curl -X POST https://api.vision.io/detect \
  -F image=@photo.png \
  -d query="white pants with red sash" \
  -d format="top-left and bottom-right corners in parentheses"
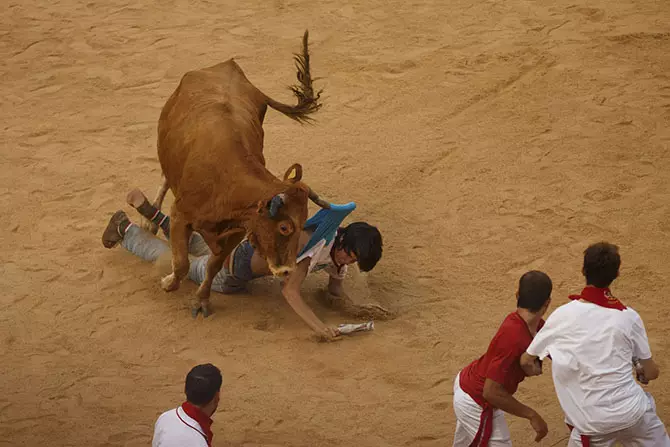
top-left (566, 392), bottom-right (670, 447)
top-left (453, 373), bottom-right (512, 446)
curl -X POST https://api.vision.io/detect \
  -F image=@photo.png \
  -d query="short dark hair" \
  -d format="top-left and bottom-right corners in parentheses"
top-left (583, 242), bottom-right (620, 288)
top-left (517, 271), bottom-right (552, 312)
top-left (336, 222), bottom-right (383, 272)
top-left (185, 364), bottom-right (222, 406)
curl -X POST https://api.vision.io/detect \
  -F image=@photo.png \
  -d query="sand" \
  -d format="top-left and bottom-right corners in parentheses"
top-left (1, 0), bottom-right (669, 445)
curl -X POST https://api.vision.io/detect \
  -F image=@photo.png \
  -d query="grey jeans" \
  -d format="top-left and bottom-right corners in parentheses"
top-left (121, 224), bottom-right (249, 293)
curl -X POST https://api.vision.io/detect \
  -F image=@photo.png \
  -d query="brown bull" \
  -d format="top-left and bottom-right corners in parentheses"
top-left (154, 31), bottom-right (330, 316)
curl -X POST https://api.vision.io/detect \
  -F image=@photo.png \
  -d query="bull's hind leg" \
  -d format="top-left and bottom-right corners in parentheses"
top-left (194, 231), bottom-right (245, 318)
top-left (161, 205), bottom-right (192, 292)
top-left (144, 177), bottom-right (169, 235)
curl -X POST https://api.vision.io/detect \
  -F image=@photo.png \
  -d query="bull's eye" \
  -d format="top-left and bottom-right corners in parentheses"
top-left (278, 221), bottom-right (294, 236)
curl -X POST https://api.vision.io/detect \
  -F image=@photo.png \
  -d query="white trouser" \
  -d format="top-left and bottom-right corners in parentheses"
top-left (453, 372), bottom-right (512, 447)
top-left (567, 392), bottom-right (670, 447)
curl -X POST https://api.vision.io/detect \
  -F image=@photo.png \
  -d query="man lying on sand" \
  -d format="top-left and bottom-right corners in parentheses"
top-left (102, 188), bottom-right (392, 340)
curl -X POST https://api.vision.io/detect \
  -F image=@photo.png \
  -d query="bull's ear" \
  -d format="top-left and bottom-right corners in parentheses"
top-left (283, 163), bottom-right (303, 183)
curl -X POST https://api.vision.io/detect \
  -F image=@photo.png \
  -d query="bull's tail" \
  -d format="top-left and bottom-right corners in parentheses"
top-left (265, 30), bottom-right (322, 123)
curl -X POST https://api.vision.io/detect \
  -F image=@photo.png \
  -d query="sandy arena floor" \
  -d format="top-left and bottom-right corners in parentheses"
top-left (1, 0), bottom-right (670, 445)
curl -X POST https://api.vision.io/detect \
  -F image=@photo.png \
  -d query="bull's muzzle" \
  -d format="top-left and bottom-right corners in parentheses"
top-left (269, 265), bottom-right (294, 278)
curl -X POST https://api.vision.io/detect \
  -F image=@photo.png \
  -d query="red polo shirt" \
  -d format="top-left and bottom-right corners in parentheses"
top-left (459, 311), bottom-right (544, 408)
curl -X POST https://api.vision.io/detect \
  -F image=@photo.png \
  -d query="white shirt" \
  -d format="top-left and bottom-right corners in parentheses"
top-left (152, 406), bottom-right (208, 447)
top-left (297, 238), bottom-right (347, 280)
top-left (526, 300), bottom-right (652, 435)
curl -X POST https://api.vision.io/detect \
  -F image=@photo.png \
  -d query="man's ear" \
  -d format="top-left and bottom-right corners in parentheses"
top-left (283, 163), bottom-right (303, 183)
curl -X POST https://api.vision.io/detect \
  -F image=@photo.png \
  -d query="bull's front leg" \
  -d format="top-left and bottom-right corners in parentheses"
top-left (161, 205), bottom-right (192, 292)
top-left (193, 230), bottom-right (245, 318)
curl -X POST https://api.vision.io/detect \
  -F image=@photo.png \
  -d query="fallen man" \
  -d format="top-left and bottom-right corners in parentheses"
top-left (102, 188), bottom-right (391, 340)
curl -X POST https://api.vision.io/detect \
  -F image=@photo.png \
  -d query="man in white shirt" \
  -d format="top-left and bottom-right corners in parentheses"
top-left (102, 189), bottom-right (389, 341)
top-left (153, 363), bottom-right (222, 447)
top-left (521, 242), bottom-right (669, 446)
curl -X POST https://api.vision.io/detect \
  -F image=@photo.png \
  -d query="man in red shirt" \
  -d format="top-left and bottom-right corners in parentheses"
top-left (453, 271), bottom-right (552, 446)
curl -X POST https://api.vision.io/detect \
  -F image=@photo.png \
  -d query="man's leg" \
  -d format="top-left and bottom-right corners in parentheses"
top-left (102, 211), bottom-right (170, 262)
top-left (567, 430), bottom-right (616, 447)
top-left (489, 410), bottom-right (512, 446)
top-left (127, 188), bottom-right (171, 237)
top-left (453, 373), bottom-right (479, 446)
top-left (127, 188), bottom-right (210, 256)
top-left (189, 254), bottom-right (251, 295)
top-left (452, 373), bottom-right (512, 447)
top-left (626, 393), bottom-right (670, 447)
top-left (103, 210), bottom-right (237, 295)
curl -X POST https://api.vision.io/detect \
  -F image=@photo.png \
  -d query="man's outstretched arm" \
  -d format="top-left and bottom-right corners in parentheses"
top-left (282, 258), bottom-right (339, 340)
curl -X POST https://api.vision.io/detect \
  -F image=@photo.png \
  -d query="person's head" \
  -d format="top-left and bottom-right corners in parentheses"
top-left (516, 270), bottom-right (553, 316)
top-left (185, 363), bottom-right (222, 416)
top-left (582, 242), bottom-right (620, 288)
top-left (332, 222), bottom-right (383, 272)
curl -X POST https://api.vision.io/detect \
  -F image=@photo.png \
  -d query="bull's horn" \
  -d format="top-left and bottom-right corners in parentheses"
top-left (308, 188), bottom-right (331, 209)
top-left (269, 193), bottom-right (286, 218)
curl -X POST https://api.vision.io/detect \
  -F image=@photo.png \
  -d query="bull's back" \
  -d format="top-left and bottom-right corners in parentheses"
top-left (157, 60), bottom-right (268, 207)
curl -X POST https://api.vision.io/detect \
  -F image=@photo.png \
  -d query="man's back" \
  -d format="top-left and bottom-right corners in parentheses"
top-left (152, 407), bottom-right (209, 447)
top-left (459, 311), bottom-right (541, 406)
top-left (530, 300), bottom-right (650, 434)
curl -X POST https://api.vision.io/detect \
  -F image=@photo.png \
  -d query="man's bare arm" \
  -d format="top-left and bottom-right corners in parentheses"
top-left (482, 379), bottom-right (548, 442)
top-left (638, 357), bottom-right (660, 382)
top-left (520, 353), bottom-right (543, 377)
top-left (282, 259), bottom-right (338, 340)
top-left (328, 276), bottom-right (346, 297)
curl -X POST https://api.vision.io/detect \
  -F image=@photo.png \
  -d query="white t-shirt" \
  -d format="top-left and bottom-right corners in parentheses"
top-left (152, 406), bottom-right (208, 447)
top-left (297, 238), bottom-right (347, 280)
top-left (526, 300), bottom-right (652, 435)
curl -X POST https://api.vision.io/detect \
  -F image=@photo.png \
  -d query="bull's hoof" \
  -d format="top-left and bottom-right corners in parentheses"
top-left (201, 301), bottom-right (213, 318)
top-left (190, 303), bottom-right (213, 318)
top-left (161, 273), bottom-right (180, 292)
top-left (191, 305), bottom-right (201, 318)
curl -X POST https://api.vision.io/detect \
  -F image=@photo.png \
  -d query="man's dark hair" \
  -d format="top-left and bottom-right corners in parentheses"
top-left (185, 363), bottom-right (222, 406)
top-left (517, 271), bottom-right (552, 312)
top-left (583, 242), bottom-right (620, 288)
top-left (336, 222), bottom-right (383, 272)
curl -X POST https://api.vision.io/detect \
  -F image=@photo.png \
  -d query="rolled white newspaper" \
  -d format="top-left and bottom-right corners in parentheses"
top-left (337, 321), bottom-right (374, 335)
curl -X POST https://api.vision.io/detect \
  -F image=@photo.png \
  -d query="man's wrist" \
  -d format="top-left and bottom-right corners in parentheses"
top-left (523, 407), bottom-right (538, 420)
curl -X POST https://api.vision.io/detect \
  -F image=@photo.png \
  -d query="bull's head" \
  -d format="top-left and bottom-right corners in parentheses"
top-left (248, 163), bottom-right (329, 277)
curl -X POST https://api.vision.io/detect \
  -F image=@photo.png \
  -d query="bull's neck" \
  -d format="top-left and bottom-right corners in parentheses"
top-left (246, 165), bottom-right (287, 200)
top-left (220, 165), bottom-right (286, 223)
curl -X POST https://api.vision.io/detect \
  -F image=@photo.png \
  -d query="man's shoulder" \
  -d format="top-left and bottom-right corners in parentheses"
top-left (620, 306), bottom-right (645, 329)
top-left (544, 300), bottom-right (582, 321)
top-left (491, 313), bottom-right (529, 350)
top-left (155, 407), bottom-right (178, 425)
top-left (153, 407), bottom-right (208, 447)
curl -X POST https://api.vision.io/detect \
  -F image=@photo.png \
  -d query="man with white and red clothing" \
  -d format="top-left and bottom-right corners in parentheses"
top-left (152, 363), bottom-right (222, 447)
top-left (521, 242), bottom-right (670, 446)
top-left (452, 271), bottom-right (552, 446)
